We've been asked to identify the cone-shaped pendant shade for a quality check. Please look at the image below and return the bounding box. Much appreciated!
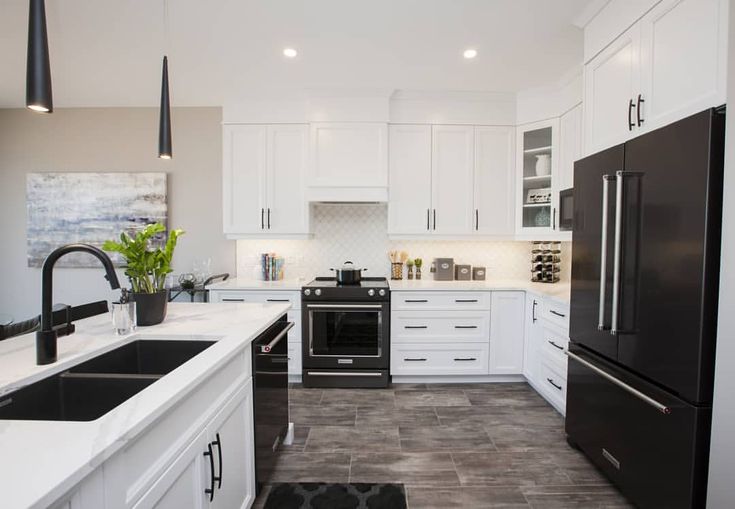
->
[158,56,172,159]
[26,0,53,113]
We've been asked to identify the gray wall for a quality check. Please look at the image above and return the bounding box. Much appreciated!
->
[707,1,735,505]
[0,107,234,321]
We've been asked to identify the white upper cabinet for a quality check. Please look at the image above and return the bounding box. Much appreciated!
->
[388,125,433,234]
[638,0,728,132]
[559,104,583,191]
[308,122,388,199]
[473,126,515,236]
[223,124,309,238]
[583,23,641,155]
[431,125,475,235]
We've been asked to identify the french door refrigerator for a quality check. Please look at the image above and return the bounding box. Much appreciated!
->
[567,107,725,509]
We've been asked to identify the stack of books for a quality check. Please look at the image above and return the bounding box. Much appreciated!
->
[261,253,285,281]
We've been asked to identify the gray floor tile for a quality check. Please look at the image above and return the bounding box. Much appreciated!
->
[522,484,634,508]
[452,451,573,487]
[356,405,440,427]
[270,452,351,483]
[484,423,569,452]
[305,425,401,452]
[288,387,323,406]
[390,382,428,391]
[399,424,496,452]
[549,449,612,485]
[350,452,460,486]
[406,486,530,508]
[319,388,397,407]
[464,387,549,407]
[395,389,472,407]
[289,403,357,426]
[436,406,563,427]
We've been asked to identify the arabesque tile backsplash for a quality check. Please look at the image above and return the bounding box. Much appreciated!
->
[236,204,571,282]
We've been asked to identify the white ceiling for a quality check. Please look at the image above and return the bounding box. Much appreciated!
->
[0,0,591,108]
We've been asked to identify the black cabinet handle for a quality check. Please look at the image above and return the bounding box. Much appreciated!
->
[548,340,564,351]
[433,209,437,230]
[455,299,478,303]
[427,209,430,231]
[260,208,265,230]
[213,433,223,489]
[454,357,477,362]
[405,299,428,303]
[550,310,566,318]
[204,443,216,502]
[475,209,479,231]
[636,94,645,127]
[552,208,556,230]
[628,99,635,131]
[267,208,271,229]
[547,378,563,391]
[532,300,537,323]
[404,358,427,362]
[404,325,428,329]
[267,299,290,302]
[455,325,478,329]
[222,298,245,302]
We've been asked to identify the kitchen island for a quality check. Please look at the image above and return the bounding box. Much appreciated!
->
[0,302,290,509]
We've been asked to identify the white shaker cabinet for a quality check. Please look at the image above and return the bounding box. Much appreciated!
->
[489,292,526,375]
[558,104,583,191]
[473,127,515,236]
[431,125,475,234]
[223,124,309,238]
[388,125,433,234]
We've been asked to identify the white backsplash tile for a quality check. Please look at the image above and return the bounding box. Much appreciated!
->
[236,203,571,282]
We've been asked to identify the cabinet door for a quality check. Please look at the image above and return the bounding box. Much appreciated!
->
[639,0,727,132]
[474,127,515,236]
[559,105,583,191]
[489,292,526,374]
[133,430,209,509]
[309,122,388,187]
[209,380,256,509]
[431,125,474,234]
[583,24,641,155]
[388,125,432,234]
[266,125,309,234]
[223,125,267,234]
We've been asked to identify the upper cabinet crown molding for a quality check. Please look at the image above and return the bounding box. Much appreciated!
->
[583,0,662,63]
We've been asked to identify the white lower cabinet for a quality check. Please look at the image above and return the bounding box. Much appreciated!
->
[488,292,525,375]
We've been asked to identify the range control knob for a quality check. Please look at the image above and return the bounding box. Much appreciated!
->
[303,288,311,296]
[368,289,375,297]
[378,289,386,297]
[315,289,322,296]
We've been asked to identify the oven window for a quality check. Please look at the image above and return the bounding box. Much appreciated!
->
[310,309,381,357]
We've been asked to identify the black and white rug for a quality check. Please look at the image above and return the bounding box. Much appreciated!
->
[263,483,407,509]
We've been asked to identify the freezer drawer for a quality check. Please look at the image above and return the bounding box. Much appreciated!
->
[565,348,711,509]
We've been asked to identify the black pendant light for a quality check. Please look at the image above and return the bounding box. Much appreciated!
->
[158,0,172,159]
[158,55,172,159]
[26,0,53,113]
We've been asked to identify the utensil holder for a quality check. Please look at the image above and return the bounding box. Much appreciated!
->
[391,262,404,280]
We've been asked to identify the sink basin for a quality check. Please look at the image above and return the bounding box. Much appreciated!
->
[69,340,215,375]
[0,339,216,421]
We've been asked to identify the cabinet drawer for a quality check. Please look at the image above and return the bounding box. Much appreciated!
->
[538,359,567,411]
[391,343,489,375]
[391,311,489,342]
[541,299,570,329]
[392,291,491,311]
[540,325,569,368]
[211,290,301,310]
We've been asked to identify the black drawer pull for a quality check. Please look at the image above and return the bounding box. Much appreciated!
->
[222,298,245,302]
[549,310,566,318]
[548,340,564,351]
[455,325,478,329]
[266,299,290,302]
[204,443,216,501]
[454,357,477,362]
[404,325,428,329]
[405,299,428,303]
[455,299,478,303]
[547,378,563,391]
[404,358,427,362]
[212,433,223,489]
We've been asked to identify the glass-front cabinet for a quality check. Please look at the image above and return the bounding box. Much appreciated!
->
[516,118,561,237]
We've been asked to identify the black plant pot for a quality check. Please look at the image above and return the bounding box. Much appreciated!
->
[130,290,168,326]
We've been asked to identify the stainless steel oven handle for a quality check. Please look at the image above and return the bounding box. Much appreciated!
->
[261,322,294,353]
[598,175,614,331]
[566,351,671,415]
[307,371,383,377]
[306,304,383,309]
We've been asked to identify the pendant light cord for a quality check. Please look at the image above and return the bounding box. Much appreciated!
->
[163,0,169,57]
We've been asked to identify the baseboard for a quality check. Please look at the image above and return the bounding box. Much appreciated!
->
[390,374,526,384]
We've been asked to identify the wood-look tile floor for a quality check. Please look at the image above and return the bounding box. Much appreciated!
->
[253,383,633,509]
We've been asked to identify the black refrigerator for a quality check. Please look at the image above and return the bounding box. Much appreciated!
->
[566,107,725,509]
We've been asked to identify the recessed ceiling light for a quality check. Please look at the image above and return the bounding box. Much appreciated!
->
[463,49,478,59]
[283,48,298,58]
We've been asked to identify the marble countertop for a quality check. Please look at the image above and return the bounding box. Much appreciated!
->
[0,302,290,509]
[208,277,309,291]
[388,279,571,304]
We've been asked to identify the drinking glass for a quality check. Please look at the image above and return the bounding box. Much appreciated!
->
[111,301,137,336]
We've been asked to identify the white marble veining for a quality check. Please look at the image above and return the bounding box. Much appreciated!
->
[389,279,571,303]
[0,302,289,509]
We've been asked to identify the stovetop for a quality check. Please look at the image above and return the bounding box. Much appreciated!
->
[304,277,390,288]
[302,277,390,301]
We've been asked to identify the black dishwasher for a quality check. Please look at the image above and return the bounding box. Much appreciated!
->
[251,315,293,495]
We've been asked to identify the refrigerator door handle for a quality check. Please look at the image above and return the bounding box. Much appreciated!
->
[610,172,625,335]
[598,175,615,330]
[567,350,671,415]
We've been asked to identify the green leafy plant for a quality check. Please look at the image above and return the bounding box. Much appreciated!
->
[414,258,423,268]
[103,223,184,293]
[406,259,415,267]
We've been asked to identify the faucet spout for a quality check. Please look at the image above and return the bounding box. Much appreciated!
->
[37,243,120,365]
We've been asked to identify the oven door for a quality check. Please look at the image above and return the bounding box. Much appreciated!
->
[303,302,388,369]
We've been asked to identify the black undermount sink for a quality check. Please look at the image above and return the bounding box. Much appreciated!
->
[0,340,215,422]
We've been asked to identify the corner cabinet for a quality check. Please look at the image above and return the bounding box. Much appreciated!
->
[223,124,309,239]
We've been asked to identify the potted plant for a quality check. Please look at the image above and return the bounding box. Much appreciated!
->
[103,223,184,326]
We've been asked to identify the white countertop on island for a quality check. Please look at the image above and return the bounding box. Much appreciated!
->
[389,279,571,304]
[0,302,290,509]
